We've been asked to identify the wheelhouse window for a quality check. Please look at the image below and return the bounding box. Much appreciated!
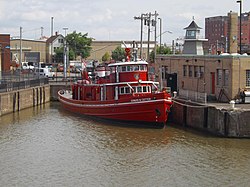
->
[139,65,147,71]
[133,65,139,71]
[127,66,133,72]
[119,85,151,95]
[121,66,126,72]
[120,65,147,72]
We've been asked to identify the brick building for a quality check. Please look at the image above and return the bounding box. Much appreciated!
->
[154,12,250,102]
[155,54,250,102]
[205,11,250,54]
[0,34,11,71]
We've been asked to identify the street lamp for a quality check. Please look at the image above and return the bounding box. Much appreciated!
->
[237,0,242,54]
[62,27,68,79]
[158,18,162,54]
[63,27,68,37]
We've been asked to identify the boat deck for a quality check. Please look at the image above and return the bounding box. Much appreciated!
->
[60,90,72,99]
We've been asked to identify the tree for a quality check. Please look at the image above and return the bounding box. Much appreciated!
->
[65,31,93,60]
[150,45,172,62]
[54,47,64,63]
[102,52,111,62]
[158,44,172,55]
[111,46,126,61]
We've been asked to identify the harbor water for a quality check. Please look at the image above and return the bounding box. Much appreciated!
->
[0,102,250,187]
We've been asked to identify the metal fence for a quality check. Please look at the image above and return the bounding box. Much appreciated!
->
[0,71,49,93]
[178,89,207,104]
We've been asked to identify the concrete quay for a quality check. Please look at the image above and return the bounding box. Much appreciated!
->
[171,98,250,138]
[1,83,250,138]
[0,85,50,116]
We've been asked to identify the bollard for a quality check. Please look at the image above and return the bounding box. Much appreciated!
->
[173,91,177,98]
[229,100,235,109]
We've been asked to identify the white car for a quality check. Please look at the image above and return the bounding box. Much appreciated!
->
[22,62,34,70]
[34,68,55,78]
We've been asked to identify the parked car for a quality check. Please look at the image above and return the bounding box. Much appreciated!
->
[57,65,64,72]
[34,68,55,78]
[22,62,34,70]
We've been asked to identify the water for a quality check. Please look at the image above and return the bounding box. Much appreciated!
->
[0,102,250,187]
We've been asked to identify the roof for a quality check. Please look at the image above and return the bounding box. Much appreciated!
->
[108,61,148,67]
[184,20,202,30]
[46,34,64,44]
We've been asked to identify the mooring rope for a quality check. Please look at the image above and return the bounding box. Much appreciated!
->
[172,99,209,109]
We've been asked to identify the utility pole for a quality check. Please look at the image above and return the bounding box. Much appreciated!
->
[147,12,151,62]
[134,11,159,62]
[20,27,22,67]
[50,17,54,63]
[237,0,242,54]
[63,27,68,79]
[51,17,54,37]
[154,11,159,63]
[158,17,162,54]
[41,27,44,39]
[134,13,146,59]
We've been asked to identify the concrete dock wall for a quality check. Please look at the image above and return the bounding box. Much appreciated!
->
[1,84,249,138]
[0,85,50,116]
[171,99,250,138]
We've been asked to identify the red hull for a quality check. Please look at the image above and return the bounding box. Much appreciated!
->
[58,91,172,127]
[58,59,173,127]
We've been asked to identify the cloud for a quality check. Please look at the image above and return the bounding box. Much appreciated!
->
[0,0,248,42]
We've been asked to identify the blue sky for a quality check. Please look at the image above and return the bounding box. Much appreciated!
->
[0,0,248,45]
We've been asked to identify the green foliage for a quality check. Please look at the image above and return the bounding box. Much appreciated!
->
[54,47,75,63]
[150,45,172,62]
[65,31,93,59]
[111,46,126,61]
[54,47,64,63]
[157,44,172,54]
[102,52,111,62]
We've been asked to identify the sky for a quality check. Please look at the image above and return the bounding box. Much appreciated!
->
[0,0,249,45]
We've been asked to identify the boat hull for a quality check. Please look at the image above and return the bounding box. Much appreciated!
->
[58,91,172,128]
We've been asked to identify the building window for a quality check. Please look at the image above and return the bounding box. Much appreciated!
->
[199,66,204,78]
[162,66,168,79]
[58,39,64,43]
[188,65,193,77]
[217,69,222,85]
[194,66,198,78]
[223,69,229,86]
[246,70,250,87]
[183,65,187,76]
[187,30,195,37]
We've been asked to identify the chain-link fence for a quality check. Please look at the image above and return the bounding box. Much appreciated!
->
[0,70,49,93]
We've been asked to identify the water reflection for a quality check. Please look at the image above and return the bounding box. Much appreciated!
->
[0,102,249,187]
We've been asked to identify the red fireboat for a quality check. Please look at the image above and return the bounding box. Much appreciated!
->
[58,48,173,128]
